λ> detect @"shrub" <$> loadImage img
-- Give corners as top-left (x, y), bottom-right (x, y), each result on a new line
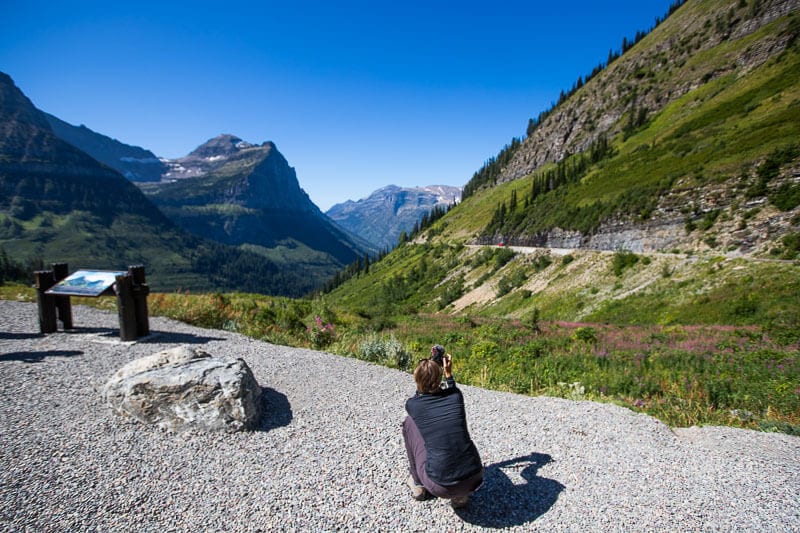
top-left (357, 334), bottom-right (411, 370)
top-left (743, 207), bottom-right (760, 220)
top-left (511, 268), bottom-right (528, 286)
top-left (525, 307), bottom-right (542, 334)
top-left (469, 248), bottom-right (496, 268)
top-left (770, 183), bottom-right (800, 211)
top-left (532, 254), bottom-right (553, 272)
top-left (276, 301), bottom-right (308, 332)
top-left (697, 209), bottom-right (721, 231)
top-left (493, 248), bottom-right (516, 270)
top-left (781, 232), bottom-right (800, 259)
top-left (496, 276), bottom-right (512, 297)
top-left (573, 326), bottom-right (598, 344)
top-left (438, 276), bottom-right (464, 308)
top-left (611, 250), bottom-right (640, 276)
top-left (308, 315), bottom-right (335, 349)
top-left (471, 340), bottom-right (501, 361)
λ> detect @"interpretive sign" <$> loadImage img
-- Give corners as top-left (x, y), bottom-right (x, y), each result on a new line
top-left (46, 270), bottom-right (127, 297)
top-left (36, 263), bottom-right (150, 340)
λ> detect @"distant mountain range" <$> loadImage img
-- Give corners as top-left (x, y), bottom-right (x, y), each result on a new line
top-left (0, 72), bottom-right (362, 295)
top-left (326, 185), bottom-right (461, 249)
top-left (141, 134), bottom-right (375, 268)
top-left (36, 107), bottom-right (459, 263)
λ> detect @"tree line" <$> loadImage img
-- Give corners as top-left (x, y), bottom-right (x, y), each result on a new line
top-left (483, 134), bottom-right (614, 236)
top-left (0, 248), bottom-right (41, 285)
top-left (321, 201), bottom-right (457, 294)
top-left (462, 0), bottom-right (686, 201)
top-left (398, 202), bottom-right (456, 244)
top-left (319, 248), bottom-right (391, 294)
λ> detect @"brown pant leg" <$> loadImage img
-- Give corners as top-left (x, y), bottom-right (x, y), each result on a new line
top-left (402, 415), bottom-right (427, 486)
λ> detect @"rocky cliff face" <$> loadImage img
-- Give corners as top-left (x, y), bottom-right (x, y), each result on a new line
top-left (499, 0), bottom-right (799, 184)
top-left (154, 136), bottom-right (317, 212)
top-left (326, 185), bottom-right (461, 249)
top-left (146, 134), bottom-right (373, 263)
top-left (468, 0), bottom-right (800, 256)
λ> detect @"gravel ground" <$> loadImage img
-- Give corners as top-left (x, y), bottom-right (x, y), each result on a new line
top-left (1, 300), bottom-right (798, 532)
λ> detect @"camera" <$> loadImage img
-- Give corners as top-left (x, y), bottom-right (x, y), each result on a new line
top-left (431, 344), bottom-right (445, 366)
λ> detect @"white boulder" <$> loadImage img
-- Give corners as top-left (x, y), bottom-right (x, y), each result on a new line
top-left (102, 346), bottom-right (262, 432)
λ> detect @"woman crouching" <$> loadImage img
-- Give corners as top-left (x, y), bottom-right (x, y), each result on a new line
top-left (402, 345), bottom-right (483, 508)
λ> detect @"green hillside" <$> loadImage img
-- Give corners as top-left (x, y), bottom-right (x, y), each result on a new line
top-left (324, 0), bottom-right (800, 327)
top-left (475, 13), bottom-right (800, 247)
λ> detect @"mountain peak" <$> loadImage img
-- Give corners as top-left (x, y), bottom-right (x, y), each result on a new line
top-left (0, 72), bottom-right (53, 135)
top-left (326, 184), bottom-right (461, 249)
top-left (188, 134), bottom-right (249, 158)
top-left (0, 71), bottom-right (111, 166)
top-left (185, 134), bottom-right (278, 161)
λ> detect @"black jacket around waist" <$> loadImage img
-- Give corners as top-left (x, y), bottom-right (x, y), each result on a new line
top-left (405, 377), bottom-right (482, 486)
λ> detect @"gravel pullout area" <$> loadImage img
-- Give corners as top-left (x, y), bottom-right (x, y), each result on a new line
top-left (1, 300), bottom-right (798, 531)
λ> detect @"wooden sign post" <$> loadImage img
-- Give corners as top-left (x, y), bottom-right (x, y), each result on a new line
top-left (52, 262), bottom-right (73, 329)
top-left (129, 265), bottom-right (150, 338)
top-left (34, 269), bottom-right (57, 334)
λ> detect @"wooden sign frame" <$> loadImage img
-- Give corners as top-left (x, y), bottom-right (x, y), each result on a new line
top-left (35, 263), bottom-right (150, 341)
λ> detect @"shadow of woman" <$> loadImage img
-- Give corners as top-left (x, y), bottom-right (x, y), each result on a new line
top-left (455, 452), bottom-right (564, 528)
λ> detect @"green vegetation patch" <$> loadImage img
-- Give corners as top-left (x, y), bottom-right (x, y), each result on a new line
top-left (476, 33), bottom-right (800, 240)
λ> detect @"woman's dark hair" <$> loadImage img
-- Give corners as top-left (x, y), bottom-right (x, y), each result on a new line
top-left (414, 359), bottom-right (443, 393)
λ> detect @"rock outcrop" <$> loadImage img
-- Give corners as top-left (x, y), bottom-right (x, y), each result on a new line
top-left (102, 346), bottom-right (262, 433)
top-left (498, 0), bottom-right (800, 185)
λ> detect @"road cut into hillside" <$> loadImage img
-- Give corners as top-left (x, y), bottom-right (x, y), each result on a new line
top-left (1, 300), bottom-right (798, 531)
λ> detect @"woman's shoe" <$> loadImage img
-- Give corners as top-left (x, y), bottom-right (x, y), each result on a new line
top-left (407, 475), bottom-right (429, 501)
top-left (450, 495), bottom-right (469, 509)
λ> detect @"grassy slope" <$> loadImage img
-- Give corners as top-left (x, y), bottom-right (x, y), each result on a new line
top-left (0, 208), bottom-right (319, 295)
top-left (326, 10), bottom-right (800, 331)
top-left (329, 237), bottom-right (799, 334)
top-left (0, 210), bottom-right (209, 290)
top-left (482, 12), bottom-right (800, 238)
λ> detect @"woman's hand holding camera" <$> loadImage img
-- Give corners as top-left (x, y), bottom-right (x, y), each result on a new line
top-left (443, 353), bottom-right (452, 378)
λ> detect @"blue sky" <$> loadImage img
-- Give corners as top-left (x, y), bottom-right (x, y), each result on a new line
top-left (1, 0), bottom-right (675, 210)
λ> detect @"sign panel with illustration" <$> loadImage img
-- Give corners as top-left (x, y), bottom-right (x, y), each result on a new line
top-left (46, 270), bottom-right (127, 297)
